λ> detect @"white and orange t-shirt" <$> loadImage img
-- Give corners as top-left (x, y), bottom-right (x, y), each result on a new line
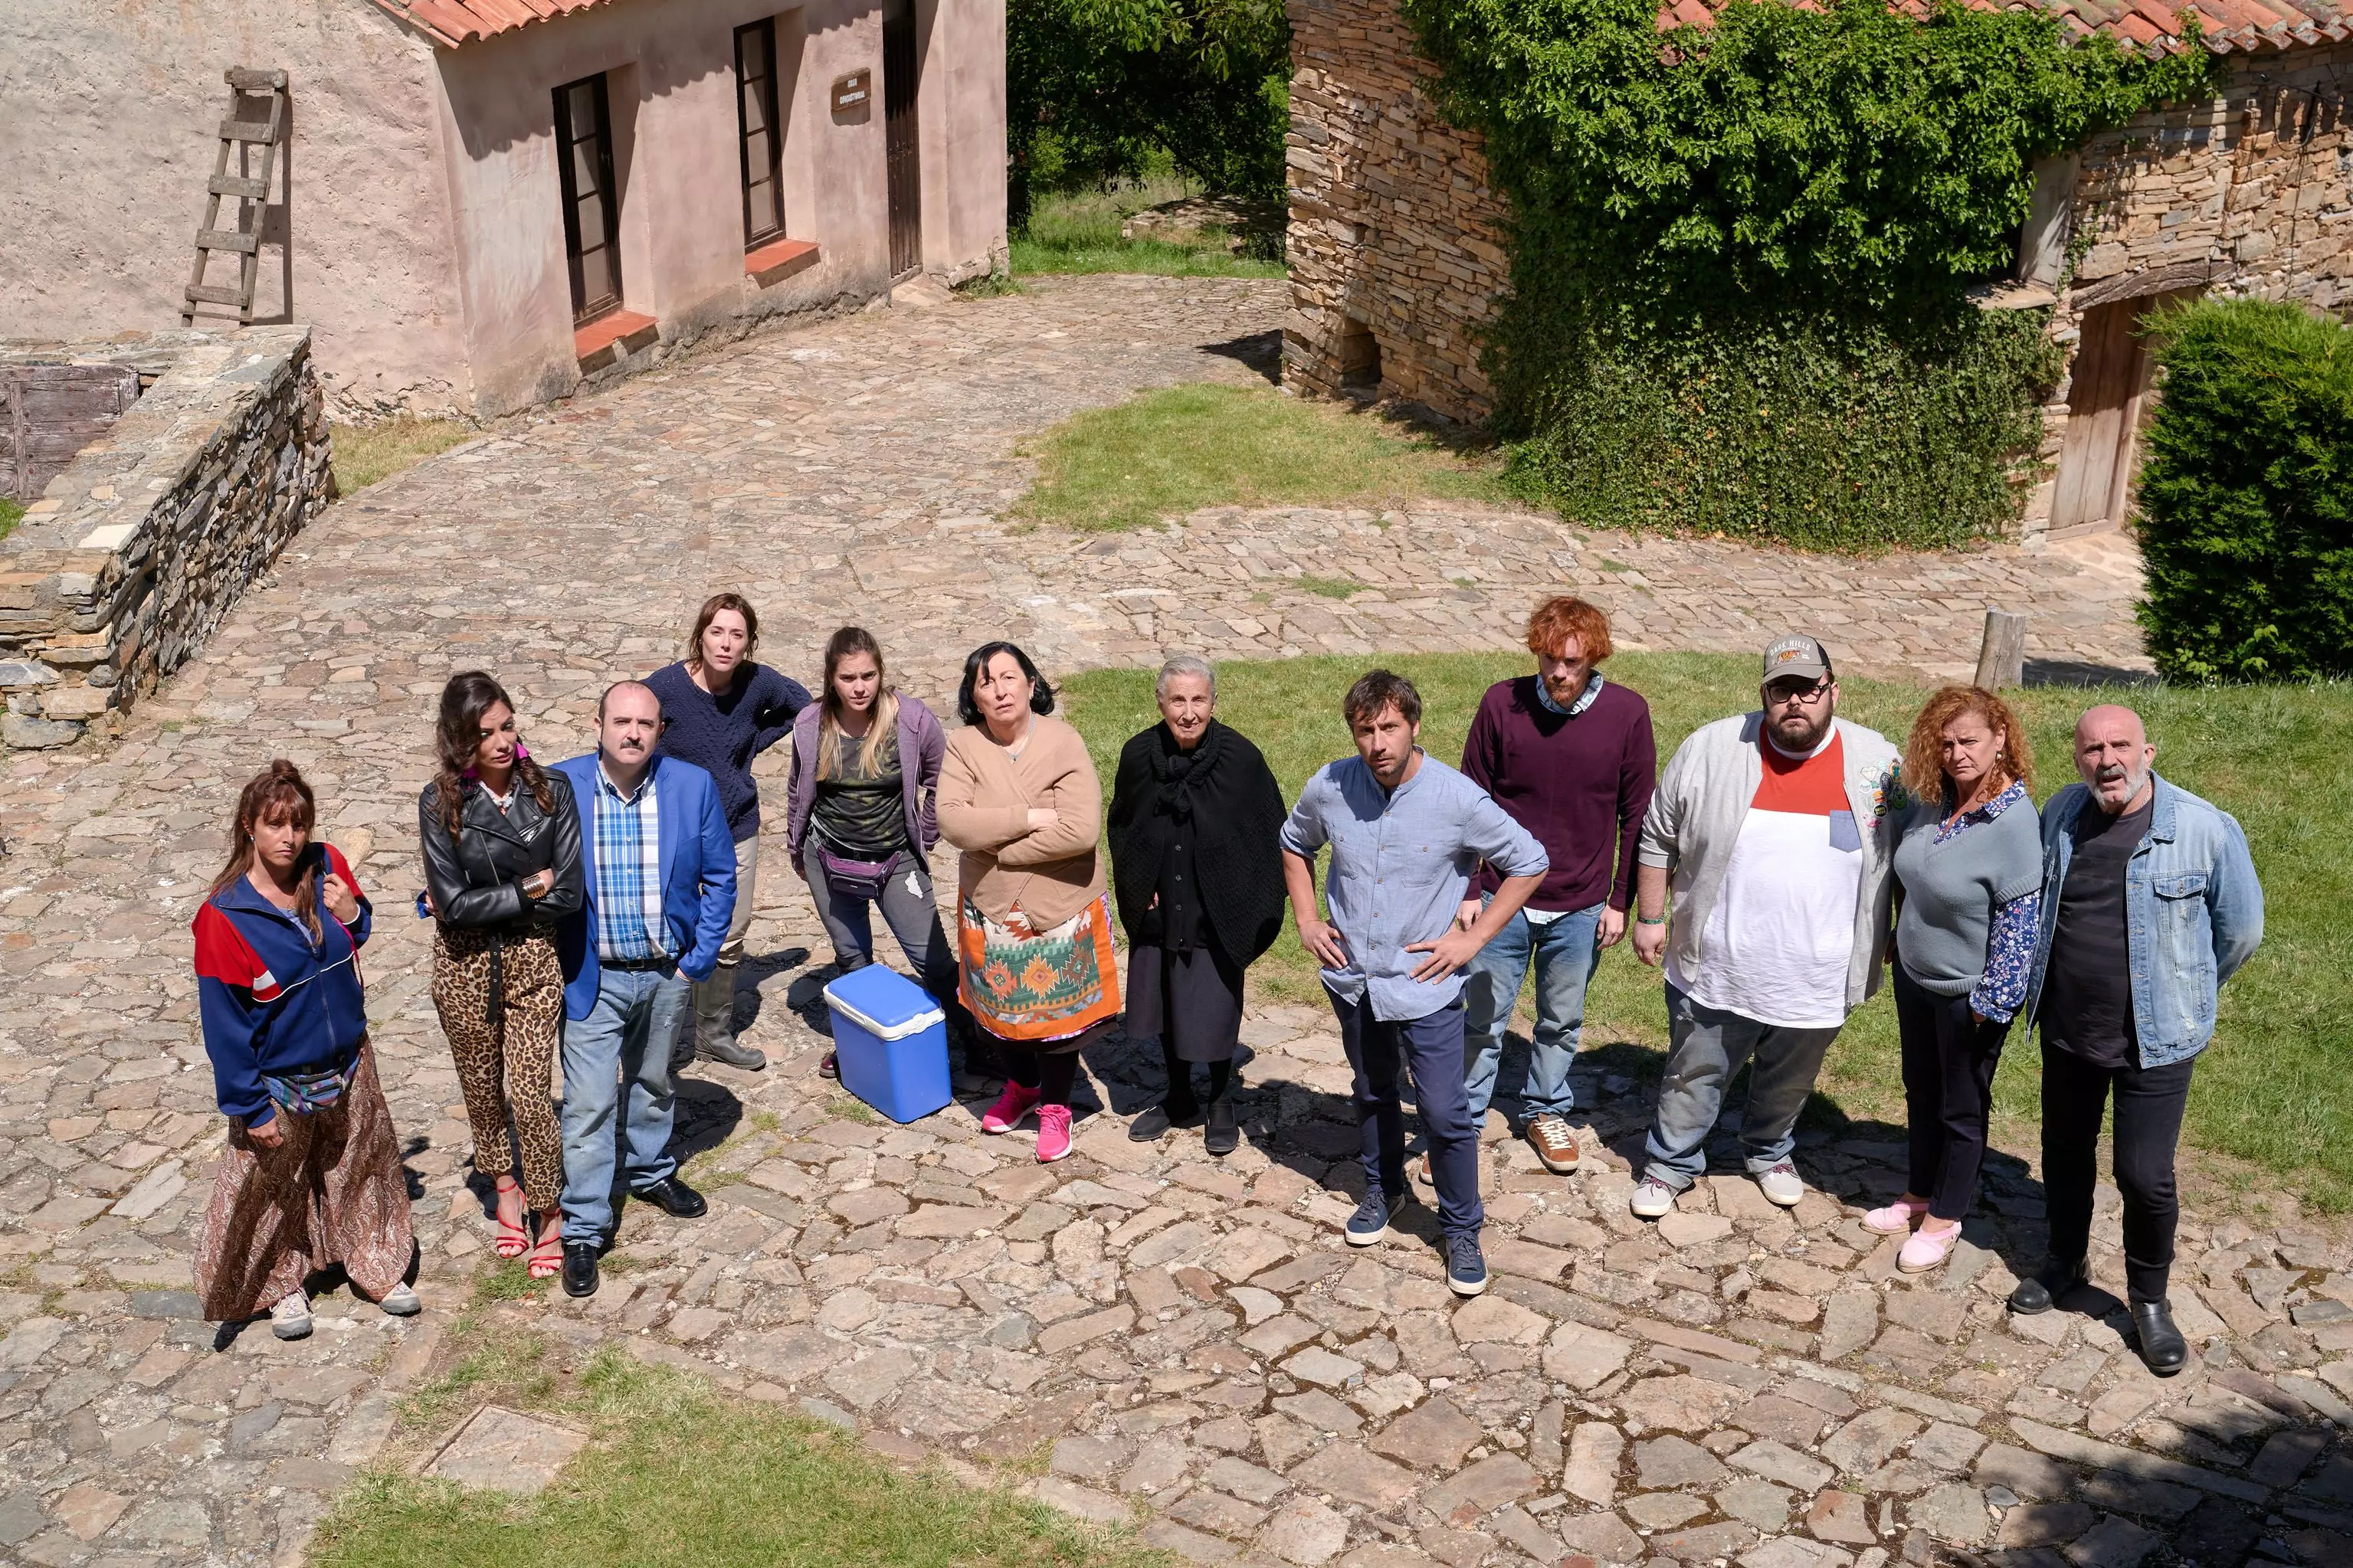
top-left (1670, 732), bottom-right (1863, 1028)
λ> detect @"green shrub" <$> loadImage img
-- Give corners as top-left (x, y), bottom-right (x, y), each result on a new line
top-left (2137, 297), bottom-right (2353, 682)
top-left (1498, 302), bottom-right (2063, 550)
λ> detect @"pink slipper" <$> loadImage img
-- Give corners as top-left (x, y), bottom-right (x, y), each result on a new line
top-left (1863, 1197), bottom-right (1932, 1235)
top-left (1035, 1104), bottom-right (1073, 1163)
top-left (981, 1082), bottom-right (1040, 1134)
top-left (1899, 1223), bottom-right (1961, 1273)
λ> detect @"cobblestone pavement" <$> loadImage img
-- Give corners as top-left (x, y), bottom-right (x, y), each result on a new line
top-left (2, 274), bottom-right (2341, 1568)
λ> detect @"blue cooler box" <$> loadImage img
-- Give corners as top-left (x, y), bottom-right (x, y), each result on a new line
top-left (823, 964), bottom-right (952, 1124)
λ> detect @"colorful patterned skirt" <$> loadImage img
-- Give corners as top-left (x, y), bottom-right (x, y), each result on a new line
top-left (959, 893), bottom-right (1122, 1053)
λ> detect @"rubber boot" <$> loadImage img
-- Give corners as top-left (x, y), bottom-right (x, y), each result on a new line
top-left (690, 964), bottom-right (765, 1071)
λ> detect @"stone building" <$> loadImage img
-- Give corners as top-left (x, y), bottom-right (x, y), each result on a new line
top-left (1284, 0), bottom-right (2352, 542)
top-left (3, 0), bottom-right (1007, 419)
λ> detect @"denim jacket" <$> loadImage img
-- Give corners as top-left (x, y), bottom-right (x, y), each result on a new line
top-left (2021, 774), bottom-right (2263, 1067)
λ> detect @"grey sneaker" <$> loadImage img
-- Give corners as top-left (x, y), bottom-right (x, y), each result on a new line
top-left (379, 1282), bottom-right (422, 1317)
top-left (1755, 1160), bottom-right (1805, 1207)
top-left (1630, 1175), bottom-right (1676, 1219)
top-left (269, 1291), bottom-right (313, 1340)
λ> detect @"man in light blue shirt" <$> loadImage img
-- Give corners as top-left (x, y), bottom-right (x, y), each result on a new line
top-left (1281, 669), bottom-right (1548, 1297)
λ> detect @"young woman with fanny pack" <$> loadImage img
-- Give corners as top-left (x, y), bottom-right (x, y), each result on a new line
top-left (194, 761), bottom-right (420, 1339)
top-left (785, 626), bottom-right (975, 1079)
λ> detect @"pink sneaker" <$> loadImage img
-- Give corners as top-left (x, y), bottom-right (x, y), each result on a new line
top-left (1035, 1104), bottom-right (1073, 1163)
top-left (1863, 1196), bottom-right (1932, 1235)
top-left (980, 1082), bottom-right (1040, 1134)
top-left (1899, 1223), bottom-right (1961, 1274)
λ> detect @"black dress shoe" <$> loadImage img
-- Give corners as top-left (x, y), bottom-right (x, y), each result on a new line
top-left (631, 1176), bottom-right (707, 1219)
top-left (562, 1241), bottom-right (600, 1298)
top-left (1204, 1095), bottom-right (1239, 1157)
top-left (2009, 1255), bottom-right (2089, 1314)
top-left (2132, 1296), bottom-right (2189, 1375)
top-left (1129, 1099), bottom-right (1201, 1141)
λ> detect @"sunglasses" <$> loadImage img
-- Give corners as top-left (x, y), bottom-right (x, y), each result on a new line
top-left (1765, 677), bottom-right (1833, 705)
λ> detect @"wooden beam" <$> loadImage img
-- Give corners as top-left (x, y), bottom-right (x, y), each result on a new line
top-left (1974, 610), bottom-right (2028, 691)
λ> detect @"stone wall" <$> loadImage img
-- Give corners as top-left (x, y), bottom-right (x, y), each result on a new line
top-left (0, 328), bottom-right (333, 750)
top-left (2015, 42), bottom-right (2353, 539)
top-left (1283, 0), bottom-right (1509, 424)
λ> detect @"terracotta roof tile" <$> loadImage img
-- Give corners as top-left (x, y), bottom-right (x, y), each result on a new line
top-left (1653, 0), bottom-right (2348, 53)
top-left (369, 0), bottom-right (615, 47)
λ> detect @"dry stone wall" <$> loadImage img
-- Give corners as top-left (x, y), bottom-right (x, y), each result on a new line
top-left (0, 328), bottom-right (332, 749)
top-left (1283, 0), bottom-right (1511, 424)
top-left (2017, 43), bottom-right (2353, 538)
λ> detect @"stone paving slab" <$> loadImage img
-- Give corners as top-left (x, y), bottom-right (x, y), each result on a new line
top-left (0, 274), bottom-right (2334, 1568)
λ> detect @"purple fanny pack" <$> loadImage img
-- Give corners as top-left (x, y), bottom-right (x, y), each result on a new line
top-left (821, 849), bottom-right (897, 901)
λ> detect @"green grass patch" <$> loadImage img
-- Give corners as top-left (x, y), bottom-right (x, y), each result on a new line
top-left (0, 496), bottom-right (23, 541)
top-left (329, 416), bottom-right (476, 494)
top-left (317, 1347), bottom-right (1158, 1568)
top-left (1058, 653), bottom-right (2353, 1210)
top-left (1012, 180), bottom-right (1285, 280)
top-left (1017, 383), bottom-right (1515, 532)
top-left (1293, 574), bottom-right (1362, 600)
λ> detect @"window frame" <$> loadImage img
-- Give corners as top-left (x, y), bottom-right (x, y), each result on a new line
top-left (734, 18), bottom-right (787, 249)
top-left (553, 72), bottom-right (624, 324)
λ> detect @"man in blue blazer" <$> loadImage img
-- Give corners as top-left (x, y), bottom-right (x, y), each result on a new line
top-left (551, 680), bottom-right (738, 1297)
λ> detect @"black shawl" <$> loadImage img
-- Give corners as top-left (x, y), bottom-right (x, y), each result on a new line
top-left (1106, 719), bottom-right (1287, 967)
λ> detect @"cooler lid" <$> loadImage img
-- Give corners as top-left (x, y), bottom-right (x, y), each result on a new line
top-left (823, 964), bottom-right (945, 1041)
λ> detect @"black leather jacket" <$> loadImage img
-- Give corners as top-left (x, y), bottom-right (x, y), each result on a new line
top-left (418, 772), bottom-right (585, 928)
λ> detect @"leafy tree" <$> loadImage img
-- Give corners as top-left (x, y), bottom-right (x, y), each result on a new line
top-left (1008, 0), bottom-right (1291, 224)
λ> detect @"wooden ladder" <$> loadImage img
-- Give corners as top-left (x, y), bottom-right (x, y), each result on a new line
top-left (181, 67), bottom-right (287, 328)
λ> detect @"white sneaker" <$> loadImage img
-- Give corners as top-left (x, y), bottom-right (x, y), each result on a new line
top-left (379, 1282), bottom-right (421, 1317)
top-left (269, 1291), bottom-right (313, 1340)
top-left (1755, 1160), bottom-right (1805, 1207)
top-left (1630, 1176), bottom-right (1676, 1219)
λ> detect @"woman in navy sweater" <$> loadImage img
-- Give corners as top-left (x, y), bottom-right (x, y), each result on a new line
top-left (644, 592), bottom-right (811, 1072)
top-left (192, 762), bottom-right (418, 1340)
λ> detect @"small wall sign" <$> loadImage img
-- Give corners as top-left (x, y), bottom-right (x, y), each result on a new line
top-left (831, 70), bottom-right (871, 112)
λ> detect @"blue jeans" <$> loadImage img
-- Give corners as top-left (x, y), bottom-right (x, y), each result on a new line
top-left (1330, 990), bottom-right (1483, 1239)
top-left (560, 964), bottom-right (691, 1243)
top-left (1463, 899), bottom-right (1604, 1124)
top-left (1641, 982), bottom-right (1841, 1193)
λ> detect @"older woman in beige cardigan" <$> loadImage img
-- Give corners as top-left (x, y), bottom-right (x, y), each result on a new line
top-left (936, 640), bottom-right (1119, 1162)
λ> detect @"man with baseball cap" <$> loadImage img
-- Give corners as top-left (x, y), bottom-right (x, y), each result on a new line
top-left (1626, 635), bottom-right (1904, 1217)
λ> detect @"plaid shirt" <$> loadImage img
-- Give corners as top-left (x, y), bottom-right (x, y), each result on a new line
top-left (592, 761), bottom-right (670, 963)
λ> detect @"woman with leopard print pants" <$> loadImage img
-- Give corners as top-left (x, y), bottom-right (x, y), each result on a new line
top-left (419, 671), bottom-right (585, 1279)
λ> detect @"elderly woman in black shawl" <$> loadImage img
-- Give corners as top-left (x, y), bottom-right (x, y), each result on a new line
top-left (1108, 654), bottom-right (1288, 1154)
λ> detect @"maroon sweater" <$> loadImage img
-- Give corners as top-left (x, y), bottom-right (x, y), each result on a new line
top-left (1462, 675), bottom-right (1657, 913)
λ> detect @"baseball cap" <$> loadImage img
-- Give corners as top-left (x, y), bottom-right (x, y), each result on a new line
top-left (1761, 634), bottom-right (1833, 684)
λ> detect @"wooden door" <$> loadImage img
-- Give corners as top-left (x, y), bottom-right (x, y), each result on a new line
top-left (2050, 290), bottom-right (2195, 534)
top-left (5, 365), bottom-right (141, 502)
top-left (883, 0), bottom-right (922, 280)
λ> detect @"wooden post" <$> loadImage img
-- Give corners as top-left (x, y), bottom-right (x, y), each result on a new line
top-left (1974, 609), bottom-right (2027, 690)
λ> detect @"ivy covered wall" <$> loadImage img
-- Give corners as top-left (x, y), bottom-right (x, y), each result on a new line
top-left (1284, 0), bottom-right (2235, 551)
